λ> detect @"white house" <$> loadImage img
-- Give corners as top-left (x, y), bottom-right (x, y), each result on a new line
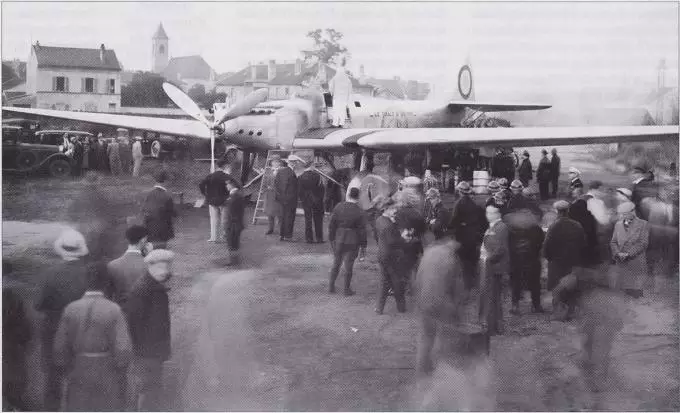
top-left (24, 42), bottom-right (122, 112)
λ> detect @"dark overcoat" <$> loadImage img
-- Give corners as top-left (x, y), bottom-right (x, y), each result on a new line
top-left (142, 187), bottom-right (176, 243)
top-left (543, 216), bottom-right (586, 289)
top-left (124, 274), bottom-right (171, 361)
top-left (448, 195), bottom-right (488, 261)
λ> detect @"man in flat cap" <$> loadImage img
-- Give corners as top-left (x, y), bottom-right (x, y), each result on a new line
top-left (610, 202), bottom-right (649, 298)
top-left (142, 169), bottom-right (176, 249)
top-left (125, 249), bottom-right (175, 411)
top-left (36, 229), bottom-right (90, 411)
top-left (448, 181), bottom-right (488, 290)
top-left (537, 149), bottom-right (552, 200)
top-left (544, 200), bottom-right (586, 321)
top-left (517, 150), bottom-right (533, 188)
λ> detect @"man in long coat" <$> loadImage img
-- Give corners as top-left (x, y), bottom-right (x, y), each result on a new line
top-left (35, 229), bottom-right (89, 411)
top-left (610, 201), bottom-right (650, 298)
top-left (506, 209), bottom-right (545, 315)
top-left (537, 149), bottom-right (552, 200)
top-left (517, 150), bottom-right (533, 187)
top-left (543, 200), bottom-right (586, 320)
top-left (264, 157), bottom-right (282, 235)
top-left (124, 249), bottom-right (174, 411)
top-left (107, 138), bottom-right (122, 176)
top-left (53, 262), bottom-right (132, 412)
top-left (375, 200), bottom-right (407, 314)
top-left (119, 137), bottom-right (133, 175)
top-left (328, 187), bottom-right (367, 296)
top-left (550, 148), bottom-right (561, 198)
top-left (274, 159), bottom-right (298, 241)
top-left (479, 204), bottom-right (510, 336)
top-left (224, 180), bottom-right (246, 266)
top-left (142, 170), bottom-right (176, 249)
top-left (298, 160), bottom-right (325, 243)
top-left (448, 181), bottom-right (488, 290)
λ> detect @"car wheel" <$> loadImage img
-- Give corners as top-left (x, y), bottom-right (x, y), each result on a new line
top-left (16, 152), bottom-right (38, 171)
top-left (49, 159), bottom-right (71, 178)
top-left (151, 140), bottom-right (162, 158)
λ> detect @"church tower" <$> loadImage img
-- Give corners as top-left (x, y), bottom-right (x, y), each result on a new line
top-left (152, 23), bottom-right (169, 73)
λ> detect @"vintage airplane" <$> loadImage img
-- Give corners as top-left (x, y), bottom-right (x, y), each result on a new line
top-left (3, 61), bottom-right (679, 193)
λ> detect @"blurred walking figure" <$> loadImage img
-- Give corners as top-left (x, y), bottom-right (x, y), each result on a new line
top-left (119, 137), bottom-right (133, 175)
top-left (568, 196), bottom-right (600, 268)
top-left (36, 229), bottom-right (89, 411)
top-left (615, 187), bottom-right (633, 205)
top-left (224, 179), bottom-right (246, 266)
top-left (506, 209), bottom-right (545, 315)
top-left (72, 136), bottom-right (85, 177)
top-left (107, 225), bottom-right (150, 305)
top-left (423, 169), bottom-right (439, 192)
top-left (610, 201), bottom-right (649, 299)
top-left (424, 188), bottom-right (449, 240)
top-left (328, 187), bottom-right (367, 296)
top-left (3, 276), bottom-right (32, 411)
top-left (298, 160), bottom-right (325, 244)
top-left (200, 159), bottom-right (236, 242)
top-left (132, 136), bottom-right (144, 177)
top-left (517, 150), bottom-right (533, 187)
top-left (584, 181), bottom-right (613, 262)
top-left (630, 166), bottom-right (658, 220)
top-left (537, 149), bottom-right (552, 200)
top-left (375, 200), bottom-right (406, 314)
top-left (544, 201), bottom-right (585, 321)
top-left (124, 249), bottom-right (175, 411)
top-left (479, 204), bottom-right (509, 335)
top-left (264, 155), bottom-right (282, 235)
top-left (550, 148), bottom-right (561, 198)
top-left (95, 133), bottom-right (109, 172)
top-left (53, 262), bottom-right (132, 412)
top-left (275, 159), bottom-right (299, 241)
top-left (578, 268), bottom-right (625, 393)
top-left (107, 137), bottom-right (122, 176)
top-left (449, 181), bottom-right (488, 290)
top-left (142, 170), bottom-right (176, 249)
top-left (395, 194), bottom-right (427, 295)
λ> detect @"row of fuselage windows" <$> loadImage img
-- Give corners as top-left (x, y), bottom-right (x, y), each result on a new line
top-left (52, 77), bottom-right (116, 94)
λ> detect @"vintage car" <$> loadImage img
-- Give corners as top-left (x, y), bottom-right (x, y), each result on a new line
top-left (2, 128), bottom-right (93, 178)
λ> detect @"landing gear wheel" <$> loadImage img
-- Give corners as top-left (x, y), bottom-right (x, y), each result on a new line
top-left (16, 152), bottom-right (38, 171)
top-left (150, 140), bottom-right (162, 158)
top-left (49, 159), bottom-right (71, 178)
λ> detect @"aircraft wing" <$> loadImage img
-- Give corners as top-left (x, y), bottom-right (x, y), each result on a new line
top-left (2, 106), bottom-right (210, 139)
top-left (293, 125), bottom-right (679, 150)
top-left (448, 101), bottom-right (552, 112)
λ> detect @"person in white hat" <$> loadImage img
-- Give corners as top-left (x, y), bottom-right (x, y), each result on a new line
top-left (567, 167), bottom-right (584, 198)
top-left (125, 249), bottom-right (175, 411)
top-left (36, 228), bottom-right (90, 410)
top-left (328, 58), bottom-right (352, 128)
top-left (610, 201), bottom-right (649, 299)
top-left (132, 136), bottom-right (144, 177)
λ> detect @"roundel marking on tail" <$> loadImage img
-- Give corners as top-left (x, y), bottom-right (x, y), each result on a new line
top-left (458, 65), bottom-right (473, 100)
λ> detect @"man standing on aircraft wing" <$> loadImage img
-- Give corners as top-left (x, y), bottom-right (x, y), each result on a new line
top-left (328, 58), bottom-right (352, 128)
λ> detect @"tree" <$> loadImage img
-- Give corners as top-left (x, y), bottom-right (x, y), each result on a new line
top-left (187, 84), bottom-right (207, 103)
top-left (302, 29), bottom-right (349, 66)
top-left (2, 63), bottom-right (19, 86)
top-left (121, 72), bottom-right (174, 107)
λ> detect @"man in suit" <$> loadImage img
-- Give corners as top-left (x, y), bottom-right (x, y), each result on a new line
top-left (448, 181), bottom-right (488, 290)
top-left (275, 159), bottom-right (299, 241)
top-left (199, 159), bottom-right (239, 242)
top-left (375, 200), bottom-right (406, 314)
top-left (550, 148), bottom-right (561, 198)
top-left (142, 170), bottom-right (176, 249)
top-left (479, 204), bottom-right (510, 336)
top-left (107, 225), bottom-right (150, 305)
top-left (544, 200), bottom-right (586, 321)
top-left (610, 201), bottom-right (650, 298)
top-left (224, 179), bottom-right (246, 266)
top-left (298, 160), bottom-right (325, 244)
top-left (537, 149), bottom-right (552, 200)
top-left (328, 187), bottom-right (367, 296)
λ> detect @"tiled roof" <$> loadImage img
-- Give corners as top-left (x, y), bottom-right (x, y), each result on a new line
top-left (34, 45), bottom-right (122, 71)
top-left (162, 55), bottom-right (214, 81)
top-left (154, 23), bottom-right (168, 39)
top-left (216, 67), bottom-right (251, 86)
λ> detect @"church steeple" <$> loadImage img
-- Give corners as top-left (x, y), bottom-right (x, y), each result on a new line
top-left (152, 23), bottom-right (169, 73)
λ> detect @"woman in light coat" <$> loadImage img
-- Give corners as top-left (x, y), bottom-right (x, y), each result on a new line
top-left (610, 201), bottom-right (649, 298)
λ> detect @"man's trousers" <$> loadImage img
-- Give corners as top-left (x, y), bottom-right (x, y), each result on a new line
top-left (510, 257), bottom-right (541, 308)
top-left (279, 202), bottom-right (297, 239)
top-left (377, 261), bottom-right (406, 313)
top-left (329, 243), bottom-right (359, 292)
top-left (302, 202), bottom-right (324, 242)
top-left (208, 205), bottom-right (227, 241)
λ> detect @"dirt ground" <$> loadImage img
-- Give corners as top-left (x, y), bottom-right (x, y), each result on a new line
top-left (2, 149), bottom-right (679, 411)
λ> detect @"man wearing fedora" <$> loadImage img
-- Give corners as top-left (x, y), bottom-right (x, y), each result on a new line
top-left (124, 249), bottom-right (175, 411)
top-left (35, 229), bottom-right (90, 411)
top-left (274, 158), bottom-right (299, 241)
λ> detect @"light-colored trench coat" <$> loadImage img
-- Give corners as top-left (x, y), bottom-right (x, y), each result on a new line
top-left (610, 217), bottom-right (650, 291)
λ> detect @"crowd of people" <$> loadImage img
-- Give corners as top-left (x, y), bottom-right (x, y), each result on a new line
top-left (61, 133), bottom-right (145, 177)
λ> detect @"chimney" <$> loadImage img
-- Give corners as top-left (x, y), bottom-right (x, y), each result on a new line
top-left (100, 44), bottom-right (105, 63)
top-left (294, 58), bottom-right (302, 76)
top-left (268, 59), bottom-right (276, 81)
top-left (35, 41), bottom-right (40, 49)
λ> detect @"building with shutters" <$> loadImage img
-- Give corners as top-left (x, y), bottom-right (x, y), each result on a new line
top-left (24, 41), bottom-right (122, 112)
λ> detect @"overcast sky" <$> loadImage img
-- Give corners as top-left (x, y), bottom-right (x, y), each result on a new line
top-left (2, 1), bottom-right (678, 100)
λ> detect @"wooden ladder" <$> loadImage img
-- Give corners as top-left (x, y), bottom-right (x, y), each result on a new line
top-left (251, 149), bottom-right (290, 225)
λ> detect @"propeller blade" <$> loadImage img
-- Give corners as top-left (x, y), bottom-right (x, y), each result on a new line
top-left (162, 82), bottom-right (211, 128)
top-left (213, 88), bottom-right (269, 128)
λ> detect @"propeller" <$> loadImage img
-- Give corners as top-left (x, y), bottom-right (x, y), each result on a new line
top-left (162, 82), bottom-right (212, 128)
top-left (213, 88), bottom-right (269, 127)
